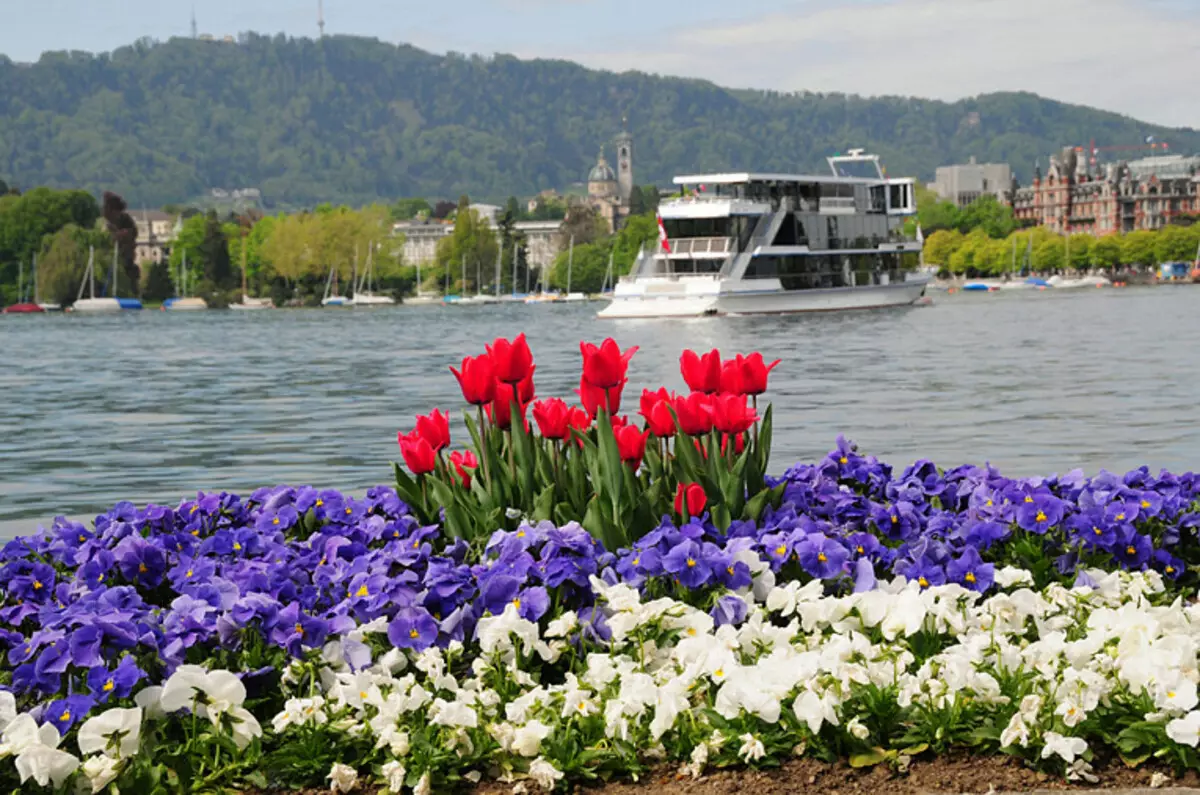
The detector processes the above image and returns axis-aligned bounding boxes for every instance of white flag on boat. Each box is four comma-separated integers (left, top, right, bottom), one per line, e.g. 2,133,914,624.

656,214,671,254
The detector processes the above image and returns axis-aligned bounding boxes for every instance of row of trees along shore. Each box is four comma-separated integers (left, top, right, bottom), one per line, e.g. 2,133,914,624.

913,187,1200,276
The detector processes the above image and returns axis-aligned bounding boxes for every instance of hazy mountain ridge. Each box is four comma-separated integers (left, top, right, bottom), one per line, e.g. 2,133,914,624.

1,33,1197,207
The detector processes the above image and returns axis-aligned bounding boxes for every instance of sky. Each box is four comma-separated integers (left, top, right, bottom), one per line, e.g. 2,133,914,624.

2,0,1198,129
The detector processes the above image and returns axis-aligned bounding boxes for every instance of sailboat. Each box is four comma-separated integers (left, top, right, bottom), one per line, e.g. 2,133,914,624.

108,246,143,310
406,256,440,306
524,242,561,304
462,255,498,305
1191,240,1200,283
230,237,273,310
352,243,396,306
599,248,617,296
562,235,587,301
321,264,350,307
3,257,45,313
497,240,525,302
72,246,122,313
34,254,62,312
164,250,209,310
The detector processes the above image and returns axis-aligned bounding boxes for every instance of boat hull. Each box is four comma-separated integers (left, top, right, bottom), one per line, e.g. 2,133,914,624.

3,303,45,314
164,297,209,311
598,278,929,319
72,298,122,313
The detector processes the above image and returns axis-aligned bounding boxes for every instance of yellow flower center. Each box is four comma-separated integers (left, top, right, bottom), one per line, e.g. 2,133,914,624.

686,558,696,568
1035,511,1047,523
360,690,368,700
891,515,898,524
393,531,400,538
1168,691,1177,698
577,701,587,712
191,529,200,537
186,569,193,578
138,563,147,573
516,530,526,538
233,542,242,551
60,711,70,722
190,505,199,514
1141,500,1150,509
1126,545,1136,556
345,507,352,515
1093,527,1103,536
78,535,86,543
512,598,521,609
1167,566,1176,574
686,628,696,636
985,499,993,507
295,623,304,636
774,544,787,557
965,572,976,583
409,628,419,639
356,585,369,597
272,517,280,525
839,456,848,465
1116,513,1125,521
632,558,640,566
917,576,929,588
103,680,115,692
1024,496,1034,503
856,545,865,554
726,566,735,575
32,581,42,590
714,668,724,678
315,499,324,507
817,552,827,562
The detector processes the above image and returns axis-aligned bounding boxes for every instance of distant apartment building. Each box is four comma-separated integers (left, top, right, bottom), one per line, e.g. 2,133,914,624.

393,220,454,265
134,210,180,266
930,157,1013,207
513,220,565,272
1010,150,1200,235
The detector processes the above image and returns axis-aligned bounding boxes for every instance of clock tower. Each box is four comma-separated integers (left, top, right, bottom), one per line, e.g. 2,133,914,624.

615,117,633,208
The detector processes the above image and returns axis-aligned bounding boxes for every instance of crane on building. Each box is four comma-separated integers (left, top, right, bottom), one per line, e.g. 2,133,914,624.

1074,139,1170,170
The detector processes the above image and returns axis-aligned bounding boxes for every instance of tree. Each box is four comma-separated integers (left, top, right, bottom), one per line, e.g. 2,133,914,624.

916,185,961,233
957,195,1016,239
102,192,139,295
550,240,610,294
199,210,234,289
1033,237,1065,272
1120,231,1157,266
434,208,497,293
923,229,962,268
628,186,646,217
1066,234,1092,271
640,185,660,215
391,198,432,221
37,224,112,306
142,258,175,301
560,204,606,247
1089,236,1121,270
1153,224,1200,263
431,201,456,220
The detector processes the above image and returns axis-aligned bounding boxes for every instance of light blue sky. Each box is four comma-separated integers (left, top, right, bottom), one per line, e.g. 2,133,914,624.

3,0,1197,129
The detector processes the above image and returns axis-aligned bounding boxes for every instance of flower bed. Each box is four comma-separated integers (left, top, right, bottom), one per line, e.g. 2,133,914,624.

2,337,1200,793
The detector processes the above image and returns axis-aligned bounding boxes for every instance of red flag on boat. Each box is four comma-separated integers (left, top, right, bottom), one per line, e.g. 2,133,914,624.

657,214,671,254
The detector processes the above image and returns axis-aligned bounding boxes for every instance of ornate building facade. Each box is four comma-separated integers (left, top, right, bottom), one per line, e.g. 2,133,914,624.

1010,150,1200,235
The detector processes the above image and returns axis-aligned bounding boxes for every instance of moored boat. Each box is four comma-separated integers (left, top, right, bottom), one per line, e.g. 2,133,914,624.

71,247,122,313
3,259,44,314
598,150,926,319
164,251,208,311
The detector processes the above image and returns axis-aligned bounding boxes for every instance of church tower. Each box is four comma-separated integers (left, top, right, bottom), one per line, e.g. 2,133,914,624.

615,116,633,207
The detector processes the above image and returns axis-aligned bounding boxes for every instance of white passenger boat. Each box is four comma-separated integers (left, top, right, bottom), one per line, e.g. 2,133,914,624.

598,150,927,319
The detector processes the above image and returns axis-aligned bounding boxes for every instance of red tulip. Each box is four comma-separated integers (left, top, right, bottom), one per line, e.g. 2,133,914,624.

487,382,529,431
486,334,534,384
711,394,758,435
414,409,451,452
645,398,677,438
614,425,650,469
566,406,592,437
580,338,639,389
640,388,671,420
680,349,722,394
720,433,747,456
736,353,781,396
398,430,437,475
674,482,707,519
532,397,570,440
517,367,537,405
610,414,629,430
578,377,625,418
449,450,478,489
450,354,496,406
673,392,713,436
720,360,745,396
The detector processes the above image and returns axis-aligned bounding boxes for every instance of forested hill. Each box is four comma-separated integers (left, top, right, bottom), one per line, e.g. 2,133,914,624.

2,33,1198,208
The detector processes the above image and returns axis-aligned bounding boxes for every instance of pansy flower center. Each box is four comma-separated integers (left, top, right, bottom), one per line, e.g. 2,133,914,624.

686,558,696,568
272,517,280,525
891,515,898,524
1035,510,1047,523
917,576,929,588
409,628,419,639
104,680,115,692
817,552,827,563
726,566,735,576
1116,512,1125,521
233,542,242,551
1141,500,1151,509
965,571,976,583
1126,546,1136,556
1093,527,1103,536
32,580,42,590
315,499,324,507
1024,496,1034,503
356,585,369,597
774,544,787,557
186,569,193,578
856,545,865,554
516,530,526,538
60,711,70,722
294,623,303,636
138,563,147,573
839,456,848,465
1167,565,1176,574
512,598,521,609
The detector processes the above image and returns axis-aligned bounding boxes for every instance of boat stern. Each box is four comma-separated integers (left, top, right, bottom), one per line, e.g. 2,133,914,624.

596,276,721,319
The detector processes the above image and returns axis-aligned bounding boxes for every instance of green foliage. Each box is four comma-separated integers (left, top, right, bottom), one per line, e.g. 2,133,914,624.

434,209,498,294
37,224,114,306
142,258,175,301
1153,224,1200,263
0,187,101,303
391,197,432,221
4,36,1200,208
1120,231,1157,266
1089,236,1121,269
957,195,1016,239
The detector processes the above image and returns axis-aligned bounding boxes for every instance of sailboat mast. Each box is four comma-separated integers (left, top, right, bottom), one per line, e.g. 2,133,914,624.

511,240,518,296
352,243,359,296
111,246,118,298
566,234,575,294
33,253,39,305
461,255,466,295
16,260,23,304
494,243,501,297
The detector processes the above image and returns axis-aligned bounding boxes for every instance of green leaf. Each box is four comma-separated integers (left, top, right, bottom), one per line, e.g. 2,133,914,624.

532,484,556,522
849,748,890,768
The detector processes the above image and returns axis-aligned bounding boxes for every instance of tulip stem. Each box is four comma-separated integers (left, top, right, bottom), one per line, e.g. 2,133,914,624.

477,405,491,490
752,395,760,450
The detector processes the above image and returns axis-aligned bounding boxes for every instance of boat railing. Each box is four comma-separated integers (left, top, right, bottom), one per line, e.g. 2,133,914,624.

820,197,857,213
668,237,733,256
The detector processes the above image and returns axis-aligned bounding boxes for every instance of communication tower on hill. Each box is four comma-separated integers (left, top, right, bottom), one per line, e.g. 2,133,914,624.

190,5,197,38
318,0,325,38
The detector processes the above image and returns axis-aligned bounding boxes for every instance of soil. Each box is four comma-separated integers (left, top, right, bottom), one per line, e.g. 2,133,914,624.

248,754,1200,795
471,755,1200,795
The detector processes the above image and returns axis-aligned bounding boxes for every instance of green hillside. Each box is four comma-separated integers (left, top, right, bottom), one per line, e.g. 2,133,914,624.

1,33,1197,207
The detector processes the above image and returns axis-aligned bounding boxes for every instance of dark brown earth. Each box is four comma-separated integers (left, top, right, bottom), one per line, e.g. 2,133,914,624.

249,755,1200,794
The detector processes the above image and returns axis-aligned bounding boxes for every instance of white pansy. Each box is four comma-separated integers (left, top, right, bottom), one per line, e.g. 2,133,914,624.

1041,731,1087,764
527,757,564,791
82,753,122,793
847,718,870,740
327,762,358,793
77,707,142,758
413,770,432,795
381,760,407,792
11,720,79,790
511,720,552,757
1167,711,1200,747
737,733,765,763
545,610,578,638
999,712,1030,748
0,691,16,732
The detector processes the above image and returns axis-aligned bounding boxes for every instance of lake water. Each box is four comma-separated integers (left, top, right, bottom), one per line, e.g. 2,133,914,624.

2,286,1199,536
